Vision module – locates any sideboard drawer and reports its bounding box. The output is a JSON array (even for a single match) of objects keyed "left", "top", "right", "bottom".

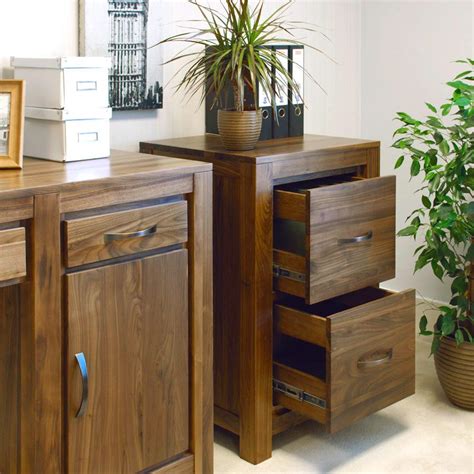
[
  {"left": 65, "top": 202, "right": 188, "bottom": 267},
  {"left": 0, "top": 227, "right": 27, "bottom": 281},
  {"left": 273, "top": 175, "right": 396, "bottom": 304},
  {"left": 273, "top": 287, "right": 415, "bottom": 433}
]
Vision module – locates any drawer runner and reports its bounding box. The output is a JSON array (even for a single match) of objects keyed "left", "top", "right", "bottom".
[
  {"left": 273, "top": 264, "right": 306, "bottom": 283},
  {"left": 273, "top": 379, "right": 326, "bottom": 409}
]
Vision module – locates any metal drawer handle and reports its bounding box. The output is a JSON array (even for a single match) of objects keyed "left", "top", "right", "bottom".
[
  {"left": 104, "top": 224, "right": 157, "bottom": 243},
  {"left": 75, "top": 352, "right": 89, "bottom": 418},
  {"left": 357, "top": 349, "right": 393, "bottom": 368},
  {"left": 338, "top": 231, "right": 373, "bottom": 245}
]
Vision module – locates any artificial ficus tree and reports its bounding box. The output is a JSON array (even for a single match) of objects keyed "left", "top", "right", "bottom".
[{"left": 393, "top": 59, "right": 474, "bottom": 354}]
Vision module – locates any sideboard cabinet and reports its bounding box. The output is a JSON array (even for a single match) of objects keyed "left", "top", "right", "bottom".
[
  {"left": 0, "top": 151, "right": 213, "bottom": 473},
  {"left": 140, "top": 134, "right": 416, "bottom": 465}
]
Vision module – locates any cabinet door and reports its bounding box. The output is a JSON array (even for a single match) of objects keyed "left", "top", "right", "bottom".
[{"left": 67, "top": 250, "right": 189, "bottom": 473}]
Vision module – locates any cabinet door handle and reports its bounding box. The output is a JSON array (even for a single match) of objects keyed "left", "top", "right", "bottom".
[
  {"left": 75, "top": 352, "right": 89, "bottom": 418},
  {"left": 357, "top": 349, "right": 393, "bottom": 368},
  {"left": 104, "top": 224, "right": 157, "bottom": 243},
  {"left": 338, "top": 231, "right": 373, "bottom": 245}
]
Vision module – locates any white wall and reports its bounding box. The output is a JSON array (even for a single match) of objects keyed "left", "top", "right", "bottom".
[
  {"left": 2, "top": 0, "right": 469, "bottom": 302},
  {"left": 361, "top": 0, "right": 473, "bottom": 302},
  {"left": 0, "top": 0, "right": 362, "bottom": 149}
]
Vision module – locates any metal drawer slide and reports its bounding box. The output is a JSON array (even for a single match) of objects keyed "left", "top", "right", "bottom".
[
  {"left": 273, "top": 379, "right": 326, "bottom": 409},
  {"left": 273, "top": 265, "right": 306, "bottom": 283}
]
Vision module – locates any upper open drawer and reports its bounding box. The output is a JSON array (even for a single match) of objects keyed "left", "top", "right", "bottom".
[
  {"left": 64, "top": 202, "right": 188, "bottom": 267},
  {"left": 273, "top": 175, "right": 396, "bottom": 304}
]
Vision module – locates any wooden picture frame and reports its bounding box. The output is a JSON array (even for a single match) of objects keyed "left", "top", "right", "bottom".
[{"left": 0, "top": 80, "right": 25, "bottom": 169}]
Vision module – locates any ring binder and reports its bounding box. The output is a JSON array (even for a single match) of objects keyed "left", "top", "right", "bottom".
[{"left": 289, "top": 45, "right": 304, "bottom": 137}]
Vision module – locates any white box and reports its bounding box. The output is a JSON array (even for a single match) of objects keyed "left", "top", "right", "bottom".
[
  {"left": 11, "top": 57, "right": 110, "bottom": 110},
  {"left": 24, "top": 107, "right": 112, "bottom": 162}
]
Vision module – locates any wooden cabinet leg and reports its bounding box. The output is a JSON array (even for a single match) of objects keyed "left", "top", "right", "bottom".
[
  {"left": 20, "top": 193, "right": 62, "bottom": 473},
  {"left": 239, "top": 163, "right": 273, "bottom": 464},
  {"left": 189, "top": 171, "right": 214, "bottom": 474}
]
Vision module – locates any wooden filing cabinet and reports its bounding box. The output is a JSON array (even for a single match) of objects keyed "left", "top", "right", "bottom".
[
  {"left": 0, "top": 151, "right": 213, "bottom": 474},
  {"left": 140, "top": 134, "right": 416, "bottom": 465}
]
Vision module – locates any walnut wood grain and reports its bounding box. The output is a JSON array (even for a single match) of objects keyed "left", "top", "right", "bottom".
[
  {"left": 239, "top": 162, "right": 273, "bottom": 464},
  {"left": 65, "top": 201, "right": 188, "bottom": 267},
  {"left": 0, "top": 286, "right": 20, "bottom": 474},
  {"left": 67, "top": 251, "right": 190, "bottom": 473},
  {"left": 273, "top": 250, "right": 306, "bottom": 298},
  {"left": 273, "top": 362, "right": 326, "bottom": 399},
  {"left": 140, "top": 134, "right": 379, "bottom": 166},
  {"left": 20, "top": 193, "right": 62, "bottom": 473},
  {"left": 140, "top": 135, "right": 414, "bottom": 464},
  {"left": 274, "top": 176, "right": 396, "bottom": 304},
  {"left": 0, "top": 150, "right": 210, "bottom": 201},
  {"left": 273, "top": 392, "right": 327, "bottom": 425},
  {"left": 214, "top": 406, "right": 240, "bottom": 435},
  {"left": 213, "top": 173, "right": 241, "bottom": 415},
  {"left": 271, "top": 407, "right": 308, "bottom": 436},
  {"left": 0, "top": 227, "right": 26, "bottom": 281},
  {"left": 272, "top": 288, "right": 415, "bottom": 432},
  {"left": 0, "top": 196, "right": 33, "bottom": 224},
  {"left": 274, "top": 304, "right": 328, "bottom": 348},
  {"left": 151, "top": 454, "right": 195, "bottom": 473},
  {"left": 273, "top": 190, "right": 306, "bottom": 221},
  {"left": 1, "top": 152, "right": 212, "bottom": 473},
  {"left": 188, "top": 171, "right": 214, "bottom": 474}
]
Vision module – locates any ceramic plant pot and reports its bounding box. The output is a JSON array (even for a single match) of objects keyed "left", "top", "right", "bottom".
[
  {"left": 434, "top": 336, "right": 474, "bottom": 410},
  {"left": 217, "top": 109, "right": 262, "bottom": 151}
]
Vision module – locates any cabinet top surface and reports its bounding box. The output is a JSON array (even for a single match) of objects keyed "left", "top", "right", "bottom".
[
  {"left": 0, "top": 149, "right": 211, "bottom": 197},
  {"left": 140, "top": 134, "right": 380, "bottom": 164}
]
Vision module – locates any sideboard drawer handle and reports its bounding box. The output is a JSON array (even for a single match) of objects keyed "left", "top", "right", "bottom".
[
  {"left": 75, "top": 352, "right": 89, "bottom": 418},
  {"left": 104, "top": 224, "right": 157, "bottom": 243},
  {"left": 357, "top": 349, "right": 393, "bottom": 369},
  {"left": 338, "top": 230, "right": 373, "bottom": 245}
]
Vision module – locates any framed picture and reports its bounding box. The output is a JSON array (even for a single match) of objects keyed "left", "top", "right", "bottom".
[
  {"left": 0, "top": 80, "right": 25, "bottom": 169},
  {"left": 79, "top": 0, "right": 164, "bottom": 111}
]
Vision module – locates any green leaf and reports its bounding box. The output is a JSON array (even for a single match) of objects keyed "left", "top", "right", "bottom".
[
  {"left": 439, "top": 140, "right": 450, "bottom": 155},
  {"left": 426, "top": 102, "right": 437, "bottom": 113},
  {"left": 441, "top": 315, "right": 455, "bottom": 336},
  {"left": 447, "top": 80, "right": 472, "bottom": 91},
  {"left": 415, "top": 254, "right": 430, "bottom": 272},
  {"left": 455, "top": 329, "right": 464, "bottom": 345},
  {"left": 398, "top": 225, "right": 417, "bottom": 237},
  {"left": 451, "top": 276, "right": 467, "bottom": 295},
  {"left": 430, "top": 336, "right": 441, "bottom": 355},
  {"left": 422, "top": 195, "right": 431, "bottom": 208},
  {"left": 441, "top": 104, "right": 452, "bottom": 116},
  {"left": 410, "top": 159, "right": 421, "bottom": 176},
  {"left": 431, "top": 261, "right": 444, "bottom": 280},
  {"left": 455, "top": 97, "right": 470, "bottom": 107},
  {"left": 396, "top": 112, "right": 420, "bottom": 125},
  {"left": 419, "top": 315, "right": 428, "bottom": 333},
  {"left": 394, "top": 155, "right": 404, "bottom": 169}
]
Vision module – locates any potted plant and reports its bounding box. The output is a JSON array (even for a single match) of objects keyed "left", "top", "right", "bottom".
[
  {"left": 156, "top": 0, "right": 323, "bottom": 151},
  {"left": 392, "top": 59, "right": 474, "bottom": 410}
]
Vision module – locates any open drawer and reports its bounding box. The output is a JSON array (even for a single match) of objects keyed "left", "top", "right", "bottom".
[
  {"left": 273, "top": 287, "right": 415, "bottom": 433},
  {"left": 273, "top": 175, "right": 396, "bottom": 304}
]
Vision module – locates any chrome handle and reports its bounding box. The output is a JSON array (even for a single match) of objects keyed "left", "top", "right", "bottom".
[
  {"left": 338, "top": 231, "right": 373, "bottom": 245},
  {"left": 104, "top": 224, "right": 157, "bottom": 243},
  {"left": 357, "top": 349, "right": 393, "bottom": 369},
  {"left": 75, "top": 352, "right": 89, "bottom": 418}
]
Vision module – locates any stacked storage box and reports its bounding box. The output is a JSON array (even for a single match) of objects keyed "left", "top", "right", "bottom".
[{"left": 11, "top": 57, "right": 112, "bottom": 162}]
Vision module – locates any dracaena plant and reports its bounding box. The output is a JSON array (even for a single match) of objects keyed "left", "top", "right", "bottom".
[
  {"left": 392, "top": 59, "right": 474, "bottom": 354},
  {"left": 154, "top": 0, "right": 325, "bottom": 113}
]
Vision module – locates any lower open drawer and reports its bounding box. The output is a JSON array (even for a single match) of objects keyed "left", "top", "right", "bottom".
[{"left": 273, "top": 287, "right": 416, "bottom": 433}]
